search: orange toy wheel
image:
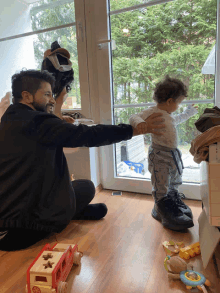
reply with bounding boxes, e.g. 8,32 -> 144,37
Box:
58,281 -> 68,293
32,286 -> 41,293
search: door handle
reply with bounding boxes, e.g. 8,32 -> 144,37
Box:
98,39 -> 116,50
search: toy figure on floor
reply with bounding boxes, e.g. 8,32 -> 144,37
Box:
164,255 -> 211,292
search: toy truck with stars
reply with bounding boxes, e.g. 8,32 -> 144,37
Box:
26,243 -> 83,293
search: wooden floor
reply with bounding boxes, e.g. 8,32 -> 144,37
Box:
0,190 -> 220,293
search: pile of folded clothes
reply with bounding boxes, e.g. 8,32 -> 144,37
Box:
190,106 -> 220,163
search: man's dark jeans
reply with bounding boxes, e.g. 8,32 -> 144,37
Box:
0,180 -> 95,251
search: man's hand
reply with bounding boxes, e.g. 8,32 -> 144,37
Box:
132,113 -> 165,136
62,115 -> 75,123
0,92 -> 11,120
144,112 -> 166,135
136,122 -> 149,134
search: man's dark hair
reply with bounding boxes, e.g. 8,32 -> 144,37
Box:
12,69 -> 56,103
41,41 -> 74,100
153,75 -> 188,104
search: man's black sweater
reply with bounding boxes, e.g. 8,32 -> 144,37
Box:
0,103 -> 133,232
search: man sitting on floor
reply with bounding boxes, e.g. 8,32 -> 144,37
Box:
0,69 -> 165,251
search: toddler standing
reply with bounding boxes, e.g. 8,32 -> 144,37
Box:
129,75 -> 198,231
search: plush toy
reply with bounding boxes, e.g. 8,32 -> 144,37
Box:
164,255 -> 211,292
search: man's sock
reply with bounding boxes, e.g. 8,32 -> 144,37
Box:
72,203 -> 108,220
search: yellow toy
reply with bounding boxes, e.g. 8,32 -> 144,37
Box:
162,240 -> 201,260
179,242 -> 201,260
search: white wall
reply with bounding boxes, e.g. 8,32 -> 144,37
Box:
63,147 -> 101,188
90,147 -> 100,187
0,0 -> 36,100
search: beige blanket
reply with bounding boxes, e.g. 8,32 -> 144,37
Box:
190,125 -> 220,163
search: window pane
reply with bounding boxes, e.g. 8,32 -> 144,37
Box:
175,102 -> 214,184
0,26 -> 81,110
110,0 -> 158,12
110,0 -> 217,183
30,0 -> 76,32
0,1 -> 76,40
0,35 -> 36,99
0,0 -> 81,110
0,1 -> 32,40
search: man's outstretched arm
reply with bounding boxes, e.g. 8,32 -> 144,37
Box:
24,112 -> 165,148
132,113 -> 165,136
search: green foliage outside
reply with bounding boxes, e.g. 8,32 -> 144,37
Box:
110,0 -> 216,144
30,0 -> 217,144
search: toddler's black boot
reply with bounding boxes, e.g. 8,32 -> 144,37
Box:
167,190 -> 193,219
151,195 -> 194,231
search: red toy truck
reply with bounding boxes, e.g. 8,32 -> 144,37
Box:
26,243 -> 83,293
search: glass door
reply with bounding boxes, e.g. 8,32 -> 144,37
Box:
96,0 -> 218,200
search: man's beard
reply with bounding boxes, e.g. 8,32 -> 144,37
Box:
31,100 -> 54,113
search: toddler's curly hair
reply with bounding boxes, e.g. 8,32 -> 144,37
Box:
153,75 -> 188,104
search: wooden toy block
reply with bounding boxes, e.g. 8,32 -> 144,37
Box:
179,242 -> 201,260
52,243 -> 76,252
